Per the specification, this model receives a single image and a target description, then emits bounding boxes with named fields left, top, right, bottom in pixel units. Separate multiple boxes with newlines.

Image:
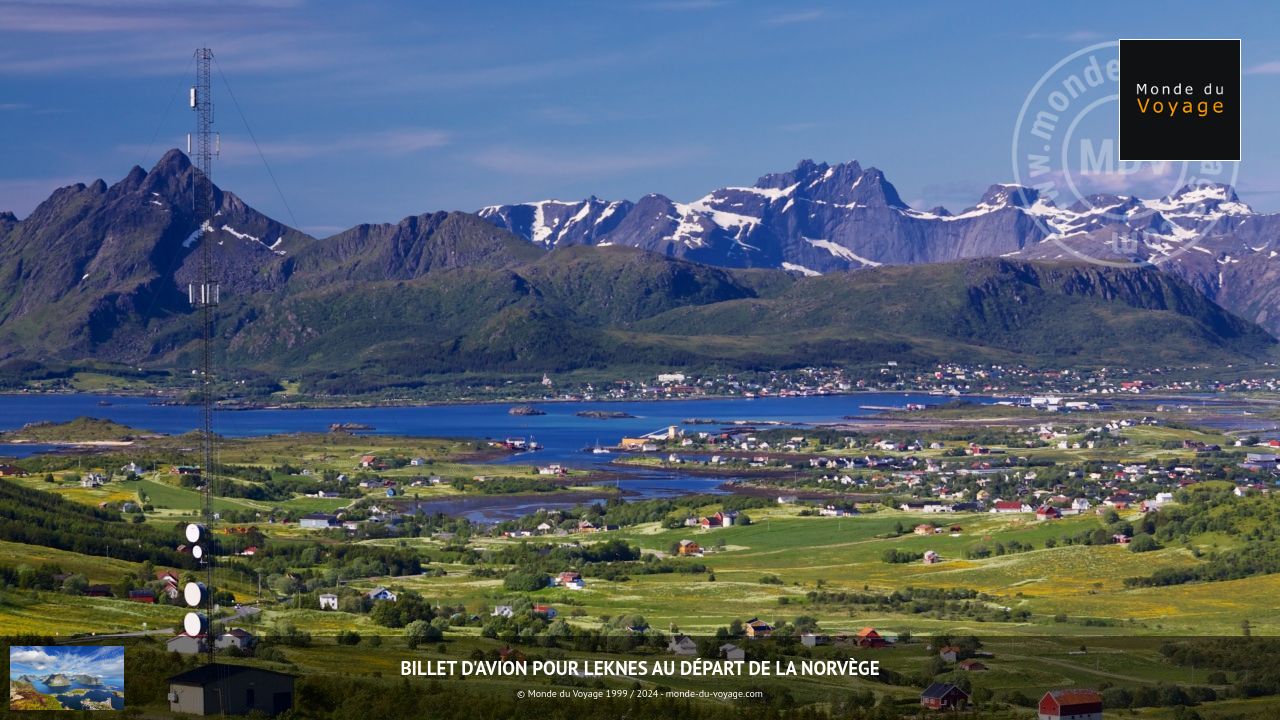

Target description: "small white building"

left=720, top=643, right=745, bottom=661
left=668, top=635, right=697, bottom=656
left=166, top=634, right=208, bottom=656
left=214, top=628, right=256, bottom=651
left=318, top=594, right=338, bottom=610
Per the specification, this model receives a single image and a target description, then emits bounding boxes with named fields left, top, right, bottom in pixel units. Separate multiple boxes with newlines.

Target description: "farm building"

left=854, top=627, right=887, bottom=648
left=744, top=618, right=774, bottom=639
left=800, top=633, right=828, bottom=647
left=920, top=682, right=969, bottom=711
left=1038, top=689, right=1103, bottom=720
left=557, top=571, right=585, bottom=589
left=299, top=513, right=337, bottom=529
left=168, top=664, right=294, bottom=716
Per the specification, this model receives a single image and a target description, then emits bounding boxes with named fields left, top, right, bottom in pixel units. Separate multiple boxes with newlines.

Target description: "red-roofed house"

left=1036, top=506, right=1061, bottom=520
left=854, top=627, right=887, bottom=648
left=1038, top=689, right=1102, bottom=720
left=991, top=500, right=1032, bottom=513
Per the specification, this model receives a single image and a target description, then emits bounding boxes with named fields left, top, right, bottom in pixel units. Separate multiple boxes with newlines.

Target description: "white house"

left=166, top=634, right=208, bottom=655
left=299, top=513, right=337, bottom=529
left=214, top=628, right=256, bottom=651
left=365, top=587, right=397, bottom=602
left=319, top=594, right=338, bottom=610
left=492, top=605, right=515, bottom=618
left=668, top=634, right=697, bottom=655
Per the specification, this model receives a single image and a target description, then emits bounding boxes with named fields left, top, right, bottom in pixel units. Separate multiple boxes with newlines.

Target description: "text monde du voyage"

left=1134, top=82, right=1228, bottom=118
left=402, top=658, right=881, bottom=678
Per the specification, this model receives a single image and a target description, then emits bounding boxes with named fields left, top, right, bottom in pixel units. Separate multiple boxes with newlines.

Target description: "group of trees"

left=0, top=478, right=193, bottom=567
left=1125, top=491, right=1280, bottom=587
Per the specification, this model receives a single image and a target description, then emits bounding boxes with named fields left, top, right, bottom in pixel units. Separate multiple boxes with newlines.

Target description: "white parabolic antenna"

left=183, top=581, right=206, bottom=608
left=185, top=523, right=203, bottom=543
left=183, top=611, right=207, bottom=637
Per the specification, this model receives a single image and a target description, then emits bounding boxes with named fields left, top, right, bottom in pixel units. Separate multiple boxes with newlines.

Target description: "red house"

left=128, top=589, right=156, bottom=603
left=854, top=627, right=887, bottom=648
left=1038, top=689, right=1103, bottom=720
left=920, top=683, right=969, bottom=711
left=1036, top=505, right=1061, bottom=520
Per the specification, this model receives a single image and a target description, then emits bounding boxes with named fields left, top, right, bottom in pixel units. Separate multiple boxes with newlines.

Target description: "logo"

left=1012, top=41, right=1240, bottom=268
left=1119, top=39, right=1241, bottom=161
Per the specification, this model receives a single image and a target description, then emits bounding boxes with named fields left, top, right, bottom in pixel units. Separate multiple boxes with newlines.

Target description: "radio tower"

left=189, top=46, right=219, bottom=666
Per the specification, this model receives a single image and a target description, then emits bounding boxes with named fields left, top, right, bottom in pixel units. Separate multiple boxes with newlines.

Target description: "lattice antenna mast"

left=188, top=46, right=219, bottom=667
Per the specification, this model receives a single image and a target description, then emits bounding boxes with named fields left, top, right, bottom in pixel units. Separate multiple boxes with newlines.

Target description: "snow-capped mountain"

left=480, top=160, right=1062, bottom=272
left=479, top=159, right=1280, bottom=333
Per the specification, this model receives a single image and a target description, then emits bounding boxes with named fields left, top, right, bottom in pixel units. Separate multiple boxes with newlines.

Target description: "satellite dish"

left=185, top=523, right=203, bottom=543
left=183, top=581, right=207, bottom=608
left=182, top=612, right=207, bottom=637
left=191, top=544, right=204, bottom=560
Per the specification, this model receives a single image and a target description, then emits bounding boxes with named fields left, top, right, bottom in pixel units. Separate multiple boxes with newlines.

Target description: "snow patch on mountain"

left=782, top=262, right=821, bottom=276
left=805, top=238, right=881, bottom=267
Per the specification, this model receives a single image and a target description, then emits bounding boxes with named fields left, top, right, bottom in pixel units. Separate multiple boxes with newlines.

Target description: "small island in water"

left=575, top=410, right=636, bottom=419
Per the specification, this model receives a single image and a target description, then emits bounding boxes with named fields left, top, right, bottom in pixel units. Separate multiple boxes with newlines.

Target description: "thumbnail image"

left=9, top=646, right=124, bottom=711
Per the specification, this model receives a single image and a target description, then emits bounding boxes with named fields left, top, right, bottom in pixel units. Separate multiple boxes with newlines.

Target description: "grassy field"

left=0, top=590, right=184, bottom=635
left=355, top=505, right=1275, bottom=638
left=5, top=419, right=1280, bottom=717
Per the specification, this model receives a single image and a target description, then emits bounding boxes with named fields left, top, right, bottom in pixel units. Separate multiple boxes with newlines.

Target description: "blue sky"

left=2, top=0, right=1279, bottom=235
left=9, top=646, right=125, bottom=686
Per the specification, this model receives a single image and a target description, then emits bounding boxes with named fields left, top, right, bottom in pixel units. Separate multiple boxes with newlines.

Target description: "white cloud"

left=765, top=9, right=824, bottom=26
left=1246, top=60, right=1280, bottom=75
left=1025, top=30, right=1104, bottom=42
left=9, top=646, right=124, bottom=678
left=10, top=648, right=56, bottom=667
left=118, top=129, right=450, bottom=167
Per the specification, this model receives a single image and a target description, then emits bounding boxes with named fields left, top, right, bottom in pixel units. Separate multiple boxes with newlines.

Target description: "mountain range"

left=480, top=159, right=1280, bottom=336
left=0, top=149, right=1274, bottom=392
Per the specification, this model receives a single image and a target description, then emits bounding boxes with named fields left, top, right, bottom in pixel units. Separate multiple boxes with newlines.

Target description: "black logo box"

left=1119, top=39, right=1241, bottom=162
